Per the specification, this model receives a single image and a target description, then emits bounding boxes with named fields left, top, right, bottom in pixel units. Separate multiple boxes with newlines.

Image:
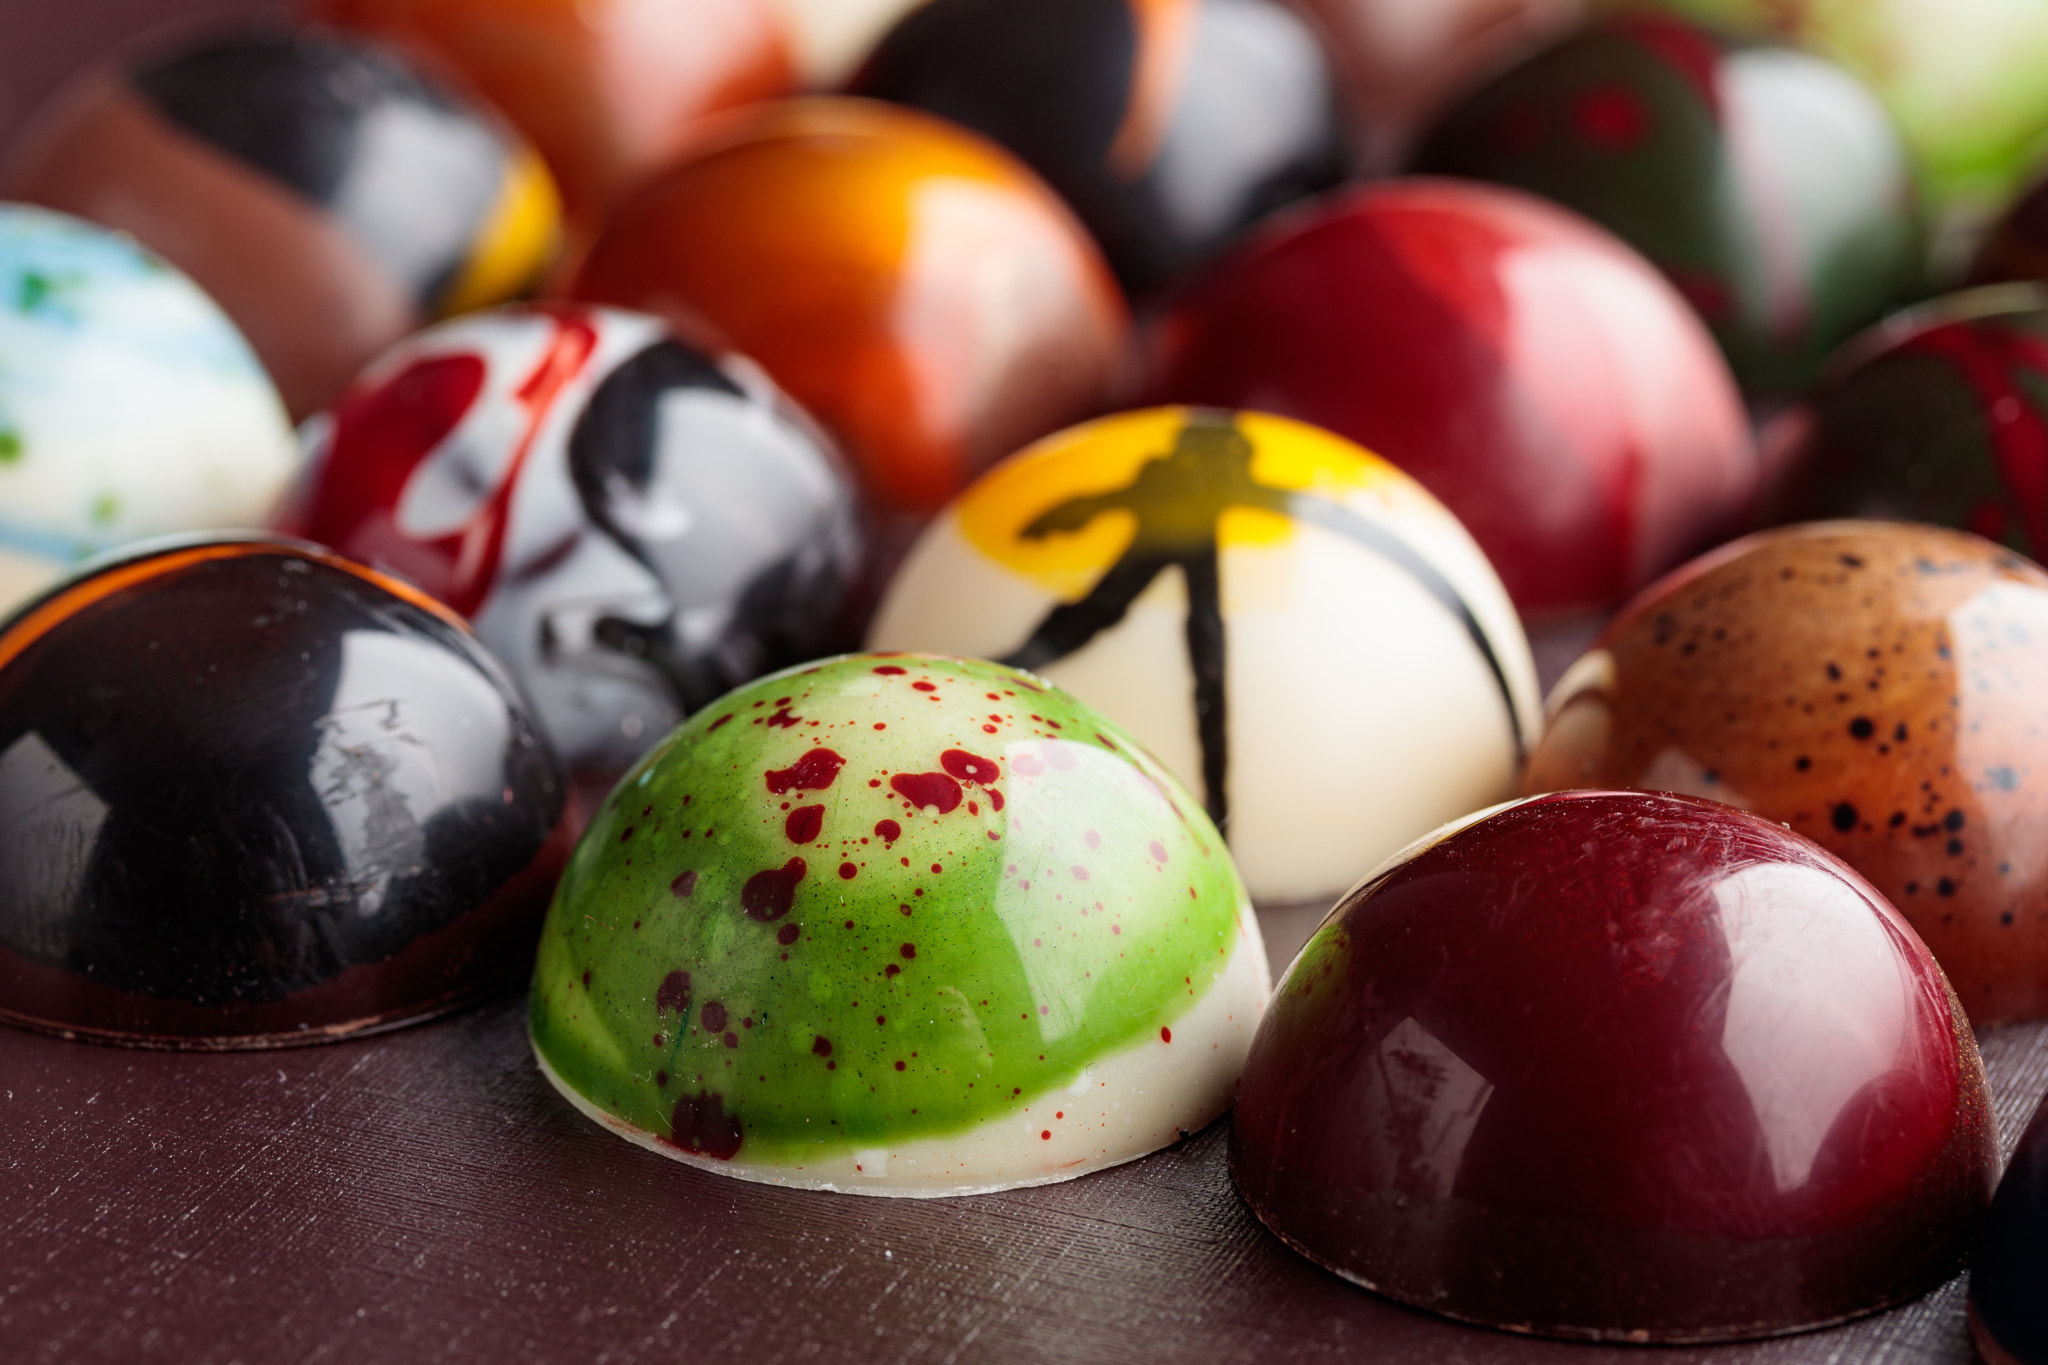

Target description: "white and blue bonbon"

left=0, top=204, right=299, bottom=613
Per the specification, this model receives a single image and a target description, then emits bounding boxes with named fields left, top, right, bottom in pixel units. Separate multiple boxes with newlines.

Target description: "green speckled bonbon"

left=530, top=653, right=1247, bottom=1172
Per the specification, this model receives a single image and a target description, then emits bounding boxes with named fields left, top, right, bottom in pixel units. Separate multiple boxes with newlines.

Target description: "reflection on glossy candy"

left=1286, top=0, right=1585, bottom=170
left=1411, top=13, right=1922, bottom=395
left=868, top=407, right=1539, bottom=903
left=1146, top=180, right=1757, bottom=616
left=569, top=100, right=1130, bottom=517
left=314, top=0, right=793, bottom=221
left=1972, top=1091, right=2048, bottom=1365
left=3, top=29, right=562, bottom=419
left=1233, top=790, right=1996, bottom=1341
left=0, top=206, right=300, bottom=617
left=852, top=0, right=1348, bottom=297
left=280, top=303, right=867, bottom=792
left=1765, top=285, right=2048, bottom=556
left=1622, top=0, right=2048, bottom=231
left=0, top=538, right=572, bottom=1048
left=1524, top=522, right=2048, bottom=1023
left=528, top=653, right=1268, bottom=1194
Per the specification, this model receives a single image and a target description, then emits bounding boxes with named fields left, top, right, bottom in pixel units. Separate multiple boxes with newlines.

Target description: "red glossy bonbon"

left=1146, top=179, right=1757, bottom=616
left=1232, top=790, right=1996, bottom=1342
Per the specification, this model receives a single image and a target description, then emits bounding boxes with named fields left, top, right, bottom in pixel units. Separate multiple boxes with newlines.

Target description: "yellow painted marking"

left=954, top=407, right=1410, bottom=596
left=437, top=145, right=564, bottom=317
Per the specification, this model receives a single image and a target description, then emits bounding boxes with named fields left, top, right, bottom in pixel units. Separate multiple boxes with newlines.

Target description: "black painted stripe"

left=1283, top=494, right=1526, bottom=752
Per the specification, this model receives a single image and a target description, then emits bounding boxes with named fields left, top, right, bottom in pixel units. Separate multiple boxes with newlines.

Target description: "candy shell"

left=0, top=538, right=572, bottom=1047
left=0, top=205, right=300, bottom=616
left=867, top=407, right=1540, bottom=904
left=1232, top=790, right=1996, bottom=1341
left=5, top=29, right=563, bottom=417
left=852, top=0, right=1348, bottom=297
left=1145, top=179, right=1759, bottom=616
left=1525, top=521, right=2048, bottom=1023
left=528, top=653, right=1268, bottom=1194
left=1763, top=283, right=2048, bottom=557
left=280, top=303, right=867, bottom=793
left=566, top=98, right=1130, bottom=516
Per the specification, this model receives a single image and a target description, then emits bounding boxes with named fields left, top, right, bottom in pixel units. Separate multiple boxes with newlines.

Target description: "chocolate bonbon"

left=1233, top=790, right=1996, bottom=1341
left=1525, top=521, right=2048, bottom=1023
left=282, top=303, right=867, bottom=793
left=529, top=653, right=1268, bottom=1193
left=0, top=538, right=572, bottom=1047
left=868, top=407, right=1541, bottom=903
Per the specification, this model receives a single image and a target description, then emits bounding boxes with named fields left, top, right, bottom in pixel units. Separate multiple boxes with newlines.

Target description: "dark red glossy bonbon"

left=1145, top=179, right=1757, bottom=616
left=1231, top=790, right=1995, bottom=1342
left=1409, top=13, right=1922, bottom=397
left=1972, top=1091, right=2048, bottom=1364
left=0, top=539, right=572, bottom=1048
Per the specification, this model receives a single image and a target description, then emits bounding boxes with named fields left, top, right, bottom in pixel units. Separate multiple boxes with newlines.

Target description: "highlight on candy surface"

left=529, top=653, right=1269, bottom=1195
left=1231, top=790, right=1997, bottom=1342
left=0, top=536, right=573, bottom=1048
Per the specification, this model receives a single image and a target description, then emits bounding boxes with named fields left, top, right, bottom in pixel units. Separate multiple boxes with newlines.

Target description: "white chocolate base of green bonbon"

left=533, top=908, right=1271, bottom=1197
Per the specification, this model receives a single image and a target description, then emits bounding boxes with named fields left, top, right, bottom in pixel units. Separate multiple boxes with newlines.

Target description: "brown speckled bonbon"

left=1524, top=521, right=2048, bottom=1024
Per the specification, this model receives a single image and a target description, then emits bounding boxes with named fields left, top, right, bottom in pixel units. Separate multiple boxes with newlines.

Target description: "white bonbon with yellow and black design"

left=869, top=407, right=1541, bottom=903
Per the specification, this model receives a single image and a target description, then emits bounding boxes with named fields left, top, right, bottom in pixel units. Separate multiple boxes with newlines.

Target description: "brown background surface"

left=5, top=914, right=2047, bottom=1365
left=6, top=4, right=2048, bottom=1362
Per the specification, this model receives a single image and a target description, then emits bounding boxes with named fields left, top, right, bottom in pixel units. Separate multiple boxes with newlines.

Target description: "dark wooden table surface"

left=6, top=903, right=2046, bottom=1365
left=6, top=6, right=2046, bottom=1361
